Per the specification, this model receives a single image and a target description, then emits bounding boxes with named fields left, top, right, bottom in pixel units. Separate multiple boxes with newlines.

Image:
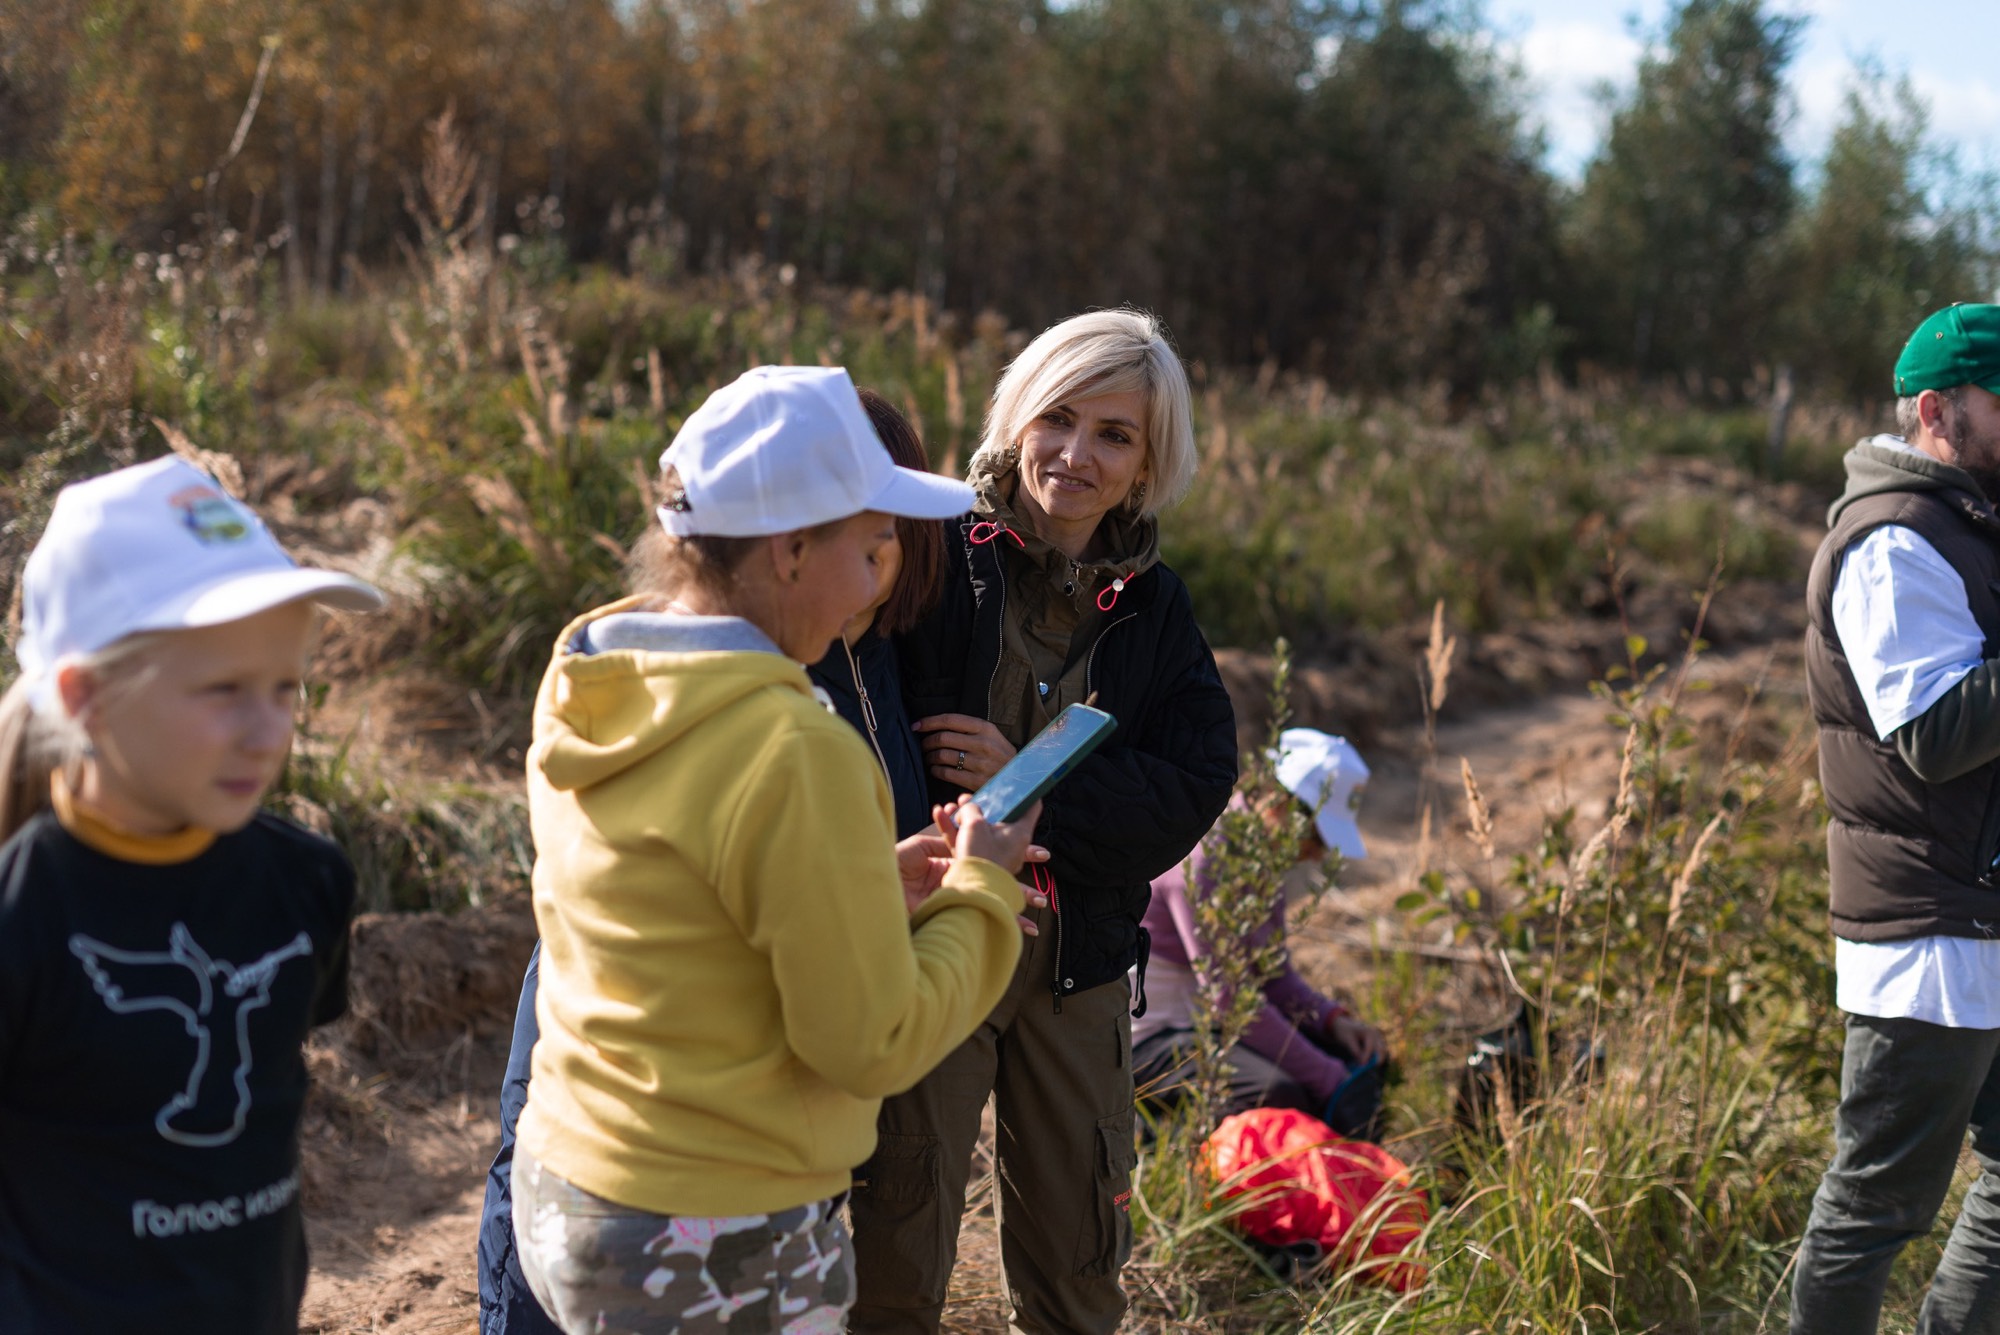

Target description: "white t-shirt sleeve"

left=1830, top=525, right=1986, bottom=739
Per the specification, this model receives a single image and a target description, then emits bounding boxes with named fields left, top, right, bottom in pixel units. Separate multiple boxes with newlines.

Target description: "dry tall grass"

left=0, top=137, right=1901, bottom=1326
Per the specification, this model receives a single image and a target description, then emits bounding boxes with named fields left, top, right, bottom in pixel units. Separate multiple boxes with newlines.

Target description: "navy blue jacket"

left=809, top=627, right=934, bottom=841
left=476, top=628, right=933, bottom=1332
left=476, top=948, right=554, bottom=1335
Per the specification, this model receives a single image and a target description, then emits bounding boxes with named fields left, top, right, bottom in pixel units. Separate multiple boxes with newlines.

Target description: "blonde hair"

left=0, top=636, right=161, bottom=845
left=970, top=308, right=1198, bottom=515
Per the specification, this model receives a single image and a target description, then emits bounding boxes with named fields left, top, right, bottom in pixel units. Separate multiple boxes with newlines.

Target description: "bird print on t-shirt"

left=69, top=924, right=314, bottom=1147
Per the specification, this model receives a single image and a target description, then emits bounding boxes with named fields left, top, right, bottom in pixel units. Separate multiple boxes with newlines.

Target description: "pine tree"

left=1781, top=66, right=1999, bottom=400
left=1566, top=0, right=1803, bottom=387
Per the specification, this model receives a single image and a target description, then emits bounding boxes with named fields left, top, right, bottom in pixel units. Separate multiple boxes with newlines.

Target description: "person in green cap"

left=1793, top=302, right=2000, bottom=1334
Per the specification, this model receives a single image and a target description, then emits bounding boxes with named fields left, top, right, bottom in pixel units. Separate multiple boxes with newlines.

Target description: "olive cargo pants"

left=848, top=904, right=1137, bottom=1335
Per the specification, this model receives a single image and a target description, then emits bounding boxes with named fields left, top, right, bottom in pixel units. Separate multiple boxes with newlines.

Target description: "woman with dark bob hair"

left=848, top=309, right=1239, bottom=1334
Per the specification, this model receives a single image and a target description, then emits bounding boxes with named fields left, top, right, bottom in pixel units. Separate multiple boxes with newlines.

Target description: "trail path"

left=297, top=637, right=1806, bottom=1334
left=1291, top=638, right=1801, bottom=1029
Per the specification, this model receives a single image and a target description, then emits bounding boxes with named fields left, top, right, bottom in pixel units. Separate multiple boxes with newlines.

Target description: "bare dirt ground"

left=297, top=588, right=1811, bottom=1333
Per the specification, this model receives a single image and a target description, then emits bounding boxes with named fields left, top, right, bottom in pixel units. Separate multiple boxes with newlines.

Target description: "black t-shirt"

left=0, top=811, right=354, bottom=1334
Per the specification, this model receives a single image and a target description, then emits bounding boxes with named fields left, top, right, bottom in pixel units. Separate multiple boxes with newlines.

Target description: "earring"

left=1133, top=480, right=1148, bottom=503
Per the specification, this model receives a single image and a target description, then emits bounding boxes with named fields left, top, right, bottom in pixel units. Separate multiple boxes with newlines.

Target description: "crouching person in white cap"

left=0, top=457, right=383, bottom=1332
left=1131, top=728, right=1389, bottom=1139
left=509, top=366, right=1045, bottom=1335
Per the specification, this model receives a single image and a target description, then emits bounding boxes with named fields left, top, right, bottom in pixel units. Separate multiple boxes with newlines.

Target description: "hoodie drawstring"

left=1096, top=575, right=1130, bottom=612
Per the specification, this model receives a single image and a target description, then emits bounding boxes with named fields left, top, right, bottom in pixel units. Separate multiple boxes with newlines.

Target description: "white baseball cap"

left=17, top=456, right=384, bottom=689
left=1272, top=727, right=1370, bottom=859
left=657, top=366, right=973, bottom=536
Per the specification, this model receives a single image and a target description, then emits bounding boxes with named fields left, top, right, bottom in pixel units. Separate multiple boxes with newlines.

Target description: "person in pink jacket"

left=1132, top=729, right=1389, bottom=1139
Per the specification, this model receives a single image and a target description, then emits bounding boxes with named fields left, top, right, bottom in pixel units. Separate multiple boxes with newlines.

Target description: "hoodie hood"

left=966, top=450, right=1162, bottom=586
left=531, top=598, right=814, bottom=793
left=1829, top=434, right=1990, bottom=528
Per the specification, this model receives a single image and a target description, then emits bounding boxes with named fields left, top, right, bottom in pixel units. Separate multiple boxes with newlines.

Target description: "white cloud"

left=1508, top=20, right=1644, bottom=178
left=1494, top=0, right=1997, bottom=181
left=1785, top=57, right=2000, bottom=172
left=1913, top=70, right=2000, bottom=163
left=1790, top=54, right=1850, bottom=156
left=1516, top=19, right=1644, bottom=83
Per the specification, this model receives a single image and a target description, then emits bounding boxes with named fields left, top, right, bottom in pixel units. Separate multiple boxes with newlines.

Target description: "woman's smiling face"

left=1012, top=386, right=1150, bottom=556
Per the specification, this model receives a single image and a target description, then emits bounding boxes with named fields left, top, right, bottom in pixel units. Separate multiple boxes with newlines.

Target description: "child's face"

left=774, top=510, right=899, bottom=661
left=1254, top=789, right=1327, bottom=866
left=68, top=602, right=317, bottom=834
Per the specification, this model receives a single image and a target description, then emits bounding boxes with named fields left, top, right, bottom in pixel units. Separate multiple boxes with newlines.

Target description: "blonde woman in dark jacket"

left=850, top=309, right=1238, bottom=1335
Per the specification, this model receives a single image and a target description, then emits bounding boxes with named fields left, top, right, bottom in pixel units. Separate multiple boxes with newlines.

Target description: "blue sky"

left=1489, top=0, right=2000, bottom=180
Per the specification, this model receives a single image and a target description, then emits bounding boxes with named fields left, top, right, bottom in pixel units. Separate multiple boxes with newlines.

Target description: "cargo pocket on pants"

left=1074, top=1108, right=1138, bottom=1278
left=850, top=1133, right=951, bottom=1306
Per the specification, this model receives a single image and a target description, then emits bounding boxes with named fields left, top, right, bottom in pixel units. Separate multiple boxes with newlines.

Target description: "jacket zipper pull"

left=843, top=637, right=891, bottom=778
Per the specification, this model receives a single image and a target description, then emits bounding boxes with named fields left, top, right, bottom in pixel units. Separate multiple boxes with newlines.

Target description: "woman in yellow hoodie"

left=512, top=366, right=1040, bottom=1335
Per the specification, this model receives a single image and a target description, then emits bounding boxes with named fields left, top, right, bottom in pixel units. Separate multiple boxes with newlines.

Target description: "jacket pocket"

left=849, top=1133, right=952, bottom=1306
left=1073, top=1108, right=1138, bottom=1278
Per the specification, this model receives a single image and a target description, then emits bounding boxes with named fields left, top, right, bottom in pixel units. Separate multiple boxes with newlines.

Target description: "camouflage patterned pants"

left=512, top=1147, right=855, bottom=1335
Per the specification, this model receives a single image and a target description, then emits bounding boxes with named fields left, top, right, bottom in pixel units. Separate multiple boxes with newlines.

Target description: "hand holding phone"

left=967, top=704, right=1117, bottom=824
left=931, top=796, right=1047, bottom=936
left=934, top=796, right=1041, bottom=874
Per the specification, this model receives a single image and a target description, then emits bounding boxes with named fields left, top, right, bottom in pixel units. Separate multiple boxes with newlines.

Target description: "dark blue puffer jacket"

left=475, top=627, right=933, bottom=1332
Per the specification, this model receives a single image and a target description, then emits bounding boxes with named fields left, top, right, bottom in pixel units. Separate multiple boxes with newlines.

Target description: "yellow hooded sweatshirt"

left=515, top=601, right=1026, bottom=1217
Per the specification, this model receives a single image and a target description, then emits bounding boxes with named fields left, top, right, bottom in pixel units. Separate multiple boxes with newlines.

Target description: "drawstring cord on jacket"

left=1030, top=862, right=1067, bottom=1014
left=1027, top=861, right=1148, bottom=1017
left=974, top=520, right=1133, bottom=611
left=1030, top=861, right=1057, bottom=911
left=969, top=520, right=1026, bottom=548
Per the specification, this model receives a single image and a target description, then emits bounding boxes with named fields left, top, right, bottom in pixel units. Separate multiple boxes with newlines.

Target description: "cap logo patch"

left=170, top=485, right=254, bottom=545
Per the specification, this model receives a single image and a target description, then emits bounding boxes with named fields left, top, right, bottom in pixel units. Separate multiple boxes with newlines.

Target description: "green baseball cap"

left=1894, top=304, right=2000, bottom=397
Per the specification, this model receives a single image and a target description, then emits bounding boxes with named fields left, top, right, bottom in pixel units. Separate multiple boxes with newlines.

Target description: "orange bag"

left=1202, top=1107, right=1428, bottom=1291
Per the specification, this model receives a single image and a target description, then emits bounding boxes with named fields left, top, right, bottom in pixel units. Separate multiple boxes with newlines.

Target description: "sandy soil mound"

left=300, top=899, right=537, bottom=1334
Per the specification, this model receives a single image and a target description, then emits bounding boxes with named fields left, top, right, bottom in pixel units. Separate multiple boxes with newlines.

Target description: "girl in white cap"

left=0, top=456, right=384, bottom=1332
left=1131, top=728, right=1391, bottom=1138
left=509, top=366, right=1042, bottom=1334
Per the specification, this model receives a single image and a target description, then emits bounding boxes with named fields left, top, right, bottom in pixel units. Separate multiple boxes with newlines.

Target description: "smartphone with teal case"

left=967, top=704, right=1117, bottom=823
